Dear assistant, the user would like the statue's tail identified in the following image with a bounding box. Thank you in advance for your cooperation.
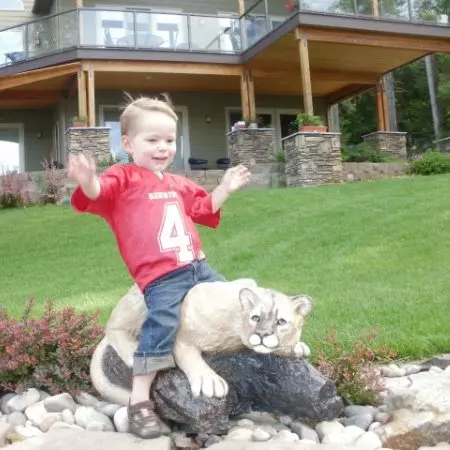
[90,337,131,406]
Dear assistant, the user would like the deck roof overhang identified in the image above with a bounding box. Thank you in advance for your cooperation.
[244,11,450,103]
[1,11,450,109]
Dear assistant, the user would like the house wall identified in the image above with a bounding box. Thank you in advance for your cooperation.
[63,91,326,165]
[0,109,55,171]
[0,0,36,29]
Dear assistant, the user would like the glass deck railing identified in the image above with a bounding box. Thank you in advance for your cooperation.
[0,1,448,68]
[281,0,449,24]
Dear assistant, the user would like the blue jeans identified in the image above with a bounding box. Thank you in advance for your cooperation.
[133,259,226,376]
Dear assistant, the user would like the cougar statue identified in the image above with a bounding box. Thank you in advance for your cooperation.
[91,278,313,406]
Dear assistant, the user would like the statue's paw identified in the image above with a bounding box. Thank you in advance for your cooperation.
[189,371,229,398]
[294,341,311,358]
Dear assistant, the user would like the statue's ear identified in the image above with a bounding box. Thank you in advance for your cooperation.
[239,288,258,312]
[291,295,313,317]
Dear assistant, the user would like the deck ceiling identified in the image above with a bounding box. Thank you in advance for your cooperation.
[246,28,437,100]
[0,75,74,109]
[94,71,241,92]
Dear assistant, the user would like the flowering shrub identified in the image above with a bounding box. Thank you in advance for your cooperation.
[314,327,397,405]
[35,156,66,205]
[0,170,30,209]
[0,298,104,396]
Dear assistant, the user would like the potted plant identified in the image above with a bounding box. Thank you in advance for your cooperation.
[295,113,328,133]
[72,115,88,127]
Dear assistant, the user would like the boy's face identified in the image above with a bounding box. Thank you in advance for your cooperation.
[122,110,177,173]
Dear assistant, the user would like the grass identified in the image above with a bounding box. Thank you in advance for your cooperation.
[1,174,450,360]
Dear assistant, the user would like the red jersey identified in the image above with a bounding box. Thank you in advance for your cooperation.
[71,163,220,292]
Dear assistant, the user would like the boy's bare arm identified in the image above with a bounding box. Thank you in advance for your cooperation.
[211,165,251,213]
[67,153,101,200]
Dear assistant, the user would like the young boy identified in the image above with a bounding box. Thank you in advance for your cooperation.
[68,95,251,439]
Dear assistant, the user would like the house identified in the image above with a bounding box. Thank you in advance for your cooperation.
[0,0,449,174]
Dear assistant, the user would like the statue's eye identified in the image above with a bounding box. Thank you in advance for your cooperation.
[277,318,287,326]
[251,315,260,322]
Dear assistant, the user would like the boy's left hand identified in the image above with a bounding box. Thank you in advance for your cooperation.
[220,165,252,193]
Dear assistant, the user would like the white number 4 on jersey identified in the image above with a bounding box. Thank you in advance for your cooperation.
[158,203,195,264]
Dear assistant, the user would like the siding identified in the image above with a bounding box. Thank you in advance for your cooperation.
[63,91,326,165]
[0,0,37,29]
[0,108,55,171]
[0,90,326,172]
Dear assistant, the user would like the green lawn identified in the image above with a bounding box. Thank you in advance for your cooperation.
[1,174,450,360]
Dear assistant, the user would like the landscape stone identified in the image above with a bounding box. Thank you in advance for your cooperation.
[4,428,172,449]
[100,346,344,434]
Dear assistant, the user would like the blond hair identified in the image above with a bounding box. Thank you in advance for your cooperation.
[120,93,178,136]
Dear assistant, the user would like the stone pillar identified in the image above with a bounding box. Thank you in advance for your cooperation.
[362,132,407,158]
[66,127,111,164]
[283,132,342,187]
[227,128,281,188]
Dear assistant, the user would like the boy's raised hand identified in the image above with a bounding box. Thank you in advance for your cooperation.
[220,164,252,194]
[67,152,96,187]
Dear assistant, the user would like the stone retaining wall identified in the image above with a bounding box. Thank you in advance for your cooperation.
[342,162,409,182]
[1,162,412,202]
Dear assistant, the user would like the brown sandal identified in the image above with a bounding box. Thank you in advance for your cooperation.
[127,400,168,439]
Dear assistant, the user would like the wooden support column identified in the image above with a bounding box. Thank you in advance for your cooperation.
[240,69,256,121]
[375,78,386,132]
[77,68,87,119]
[247,70,256,120]
[375,77,390,132]
[87,65,96,127]
[295,28,314,116]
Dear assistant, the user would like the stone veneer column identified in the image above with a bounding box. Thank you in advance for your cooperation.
[283,132,342,187]
[227,128,280,188]
[66,127,111,164]
[362,132,407,158]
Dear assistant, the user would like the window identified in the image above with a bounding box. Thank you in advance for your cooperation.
[0,125,24,173]
[226,108,274,132]
[1,0,24,10]
[0,29,24,66]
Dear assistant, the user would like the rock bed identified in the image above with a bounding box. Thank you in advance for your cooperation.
[1,356,450,450]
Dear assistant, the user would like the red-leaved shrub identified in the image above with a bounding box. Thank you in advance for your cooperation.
[37,156,66,205]
[0,170,29,208]
[315,326,397,405]
[0,298,104,396]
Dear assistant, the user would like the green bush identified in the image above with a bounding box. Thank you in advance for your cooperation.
[341,143,391,163]
[409,151,450,175]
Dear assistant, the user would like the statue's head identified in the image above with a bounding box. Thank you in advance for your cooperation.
[238,287,313,354]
